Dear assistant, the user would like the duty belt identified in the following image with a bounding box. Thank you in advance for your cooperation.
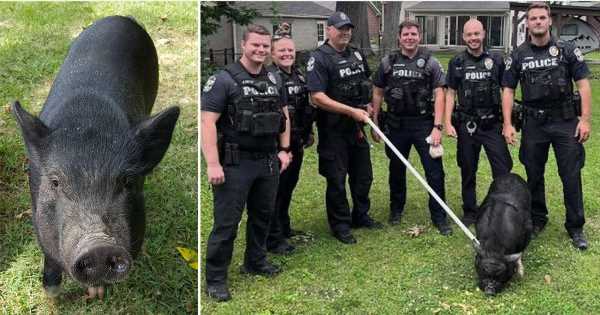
[522,106,566,122]
[239,150,275,160]
[453,111,499,136]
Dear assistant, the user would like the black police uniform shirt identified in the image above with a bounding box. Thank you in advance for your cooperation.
[502,38,589,90]
[446,50,504,91]
[201,62,287,114]
[305,42,371,95]
[372,51,446,104]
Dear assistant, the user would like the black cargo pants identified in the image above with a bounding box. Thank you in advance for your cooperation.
[317,129,373,234]
[267,144,304,247]
[519,116,585,233]
[205,153,279,286]
[456,121,513,219]
[385,116,447,225]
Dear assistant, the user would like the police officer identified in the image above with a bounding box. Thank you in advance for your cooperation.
[371,20,451,235]
[265,27,315,254]
[445,19,513,226]
[502,2,592,250]
[201,24,292,301]
[306,11,383,245]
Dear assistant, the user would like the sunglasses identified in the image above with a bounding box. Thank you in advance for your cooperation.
[272,33,292,41]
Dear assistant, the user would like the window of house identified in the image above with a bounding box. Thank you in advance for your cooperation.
[317,22,324,42]
[561,24,578,36]
[446,16,470,46]
[477,15,504,47]
[416,16,438,45]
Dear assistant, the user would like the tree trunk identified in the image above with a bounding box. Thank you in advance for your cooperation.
[382,2,402,57]
[336,2,373,55]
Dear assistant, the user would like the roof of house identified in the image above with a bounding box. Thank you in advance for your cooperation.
[233,1,334,18]
[408,1,509,12]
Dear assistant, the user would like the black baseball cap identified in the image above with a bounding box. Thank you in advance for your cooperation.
[327,11,354,29]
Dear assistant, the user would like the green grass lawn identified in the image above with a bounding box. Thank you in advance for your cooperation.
[0,2,197,313]
[201,53,600,313]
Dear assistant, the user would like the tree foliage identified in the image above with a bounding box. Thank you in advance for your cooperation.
[201,1,257,36]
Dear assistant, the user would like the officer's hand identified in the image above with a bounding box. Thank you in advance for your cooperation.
[278,151,291,173]
[350,108,370,123]
[445,123,457,138]
[503,124,517,145]
[370,127,381,143]
[430,128,442,146]
[207,163,225,185]
[304,134,315,148]
[575,119,591,143]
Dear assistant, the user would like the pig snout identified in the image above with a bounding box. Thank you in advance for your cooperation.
[71,240,132,285]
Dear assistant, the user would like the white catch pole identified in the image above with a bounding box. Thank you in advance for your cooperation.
[366,117,480,247]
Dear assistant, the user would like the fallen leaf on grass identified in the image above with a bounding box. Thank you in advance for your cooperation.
[160,15,168,22]
[405,226,425,237]
[544,274,552,284]
[157,38,172,46]
[15,209,32,219]
[176,246,198,270]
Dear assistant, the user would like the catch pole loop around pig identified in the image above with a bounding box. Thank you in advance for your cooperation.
[366,118,481,247]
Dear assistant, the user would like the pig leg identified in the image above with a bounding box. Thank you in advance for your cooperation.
[85,286,105,300]
[517,256,524,278]
[42,256,62,297]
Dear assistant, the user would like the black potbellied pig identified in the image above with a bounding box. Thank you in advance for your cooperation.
[12,16,179,299]
[475,173,533,296]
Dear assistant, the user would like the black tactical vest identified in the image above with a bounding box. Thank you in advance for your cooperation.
[518,41,572,108]
[318,44,371,107]
[454,51,501,115]
[382,48,433,116]
[271,65,313,142]
[220,62,283,152]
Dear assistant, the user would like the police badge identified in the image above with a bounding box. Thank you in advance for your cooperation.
[203,75,216,92]
[505,57,512,71]
[484,58,493,70]
[417,58,425,68]
[267,72,277,84]
[549,46,559,57]
[307,56,315,71]
[354,51,363,61]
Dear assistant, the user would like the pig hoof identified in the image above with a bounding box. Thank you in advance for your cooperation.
[44,285,61,298]
[85,286,105,300]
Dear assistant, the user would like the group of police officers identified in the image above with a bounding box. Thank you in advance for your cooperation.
[201,2,592,302]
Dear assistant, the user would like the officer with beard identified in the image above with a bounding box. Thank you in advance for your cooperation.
[201,24,292,301]
[502,2,592,250]
[371,20,451,235]
[265,26,315,254]
[445,19,512,226]
[306,11,383,245]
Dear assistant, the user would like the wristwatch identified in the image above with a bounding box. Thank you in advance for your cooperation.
[433,124,443,131]
[278,145,291,153]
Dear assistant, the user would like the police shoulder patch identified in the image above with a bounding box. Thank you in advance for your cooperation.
[484,58,494,70]
[574,47,584,62]
[203,75,216,92]
[267,72,277,84]
[307,56,315,71]
[505,57,512,71]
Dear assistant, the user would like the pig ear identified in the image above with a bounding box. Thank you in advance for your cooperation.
[12,101,49,160]
[125,106,180,176]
